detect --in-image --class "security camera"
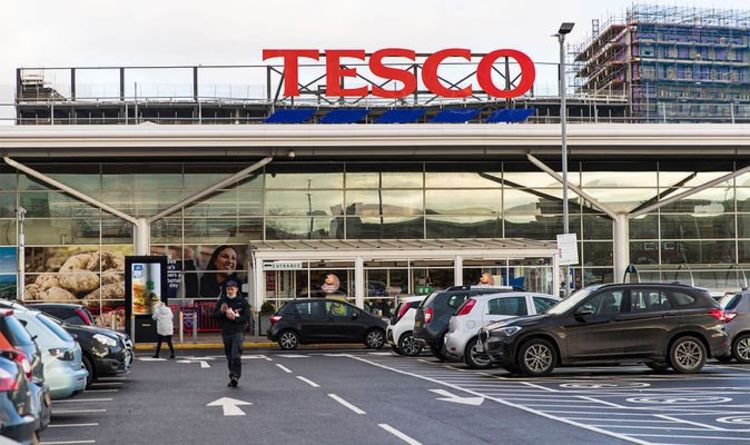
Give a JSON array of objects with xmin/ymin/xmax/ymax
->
[{"xmin": 288, "ymin": 150, "xmax": 296, "ymax": 159}]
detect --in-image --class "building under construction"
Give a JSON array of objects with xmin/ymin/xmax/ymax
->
[{"xmin": 575, "ymin": 3, "xmax": 750, "ymax": 122}]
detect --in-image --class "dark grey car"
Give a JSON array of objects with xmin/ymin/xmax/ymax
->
[{"xmin": 720, "ymin": 291, "xmax": 750, "ymax": 363}]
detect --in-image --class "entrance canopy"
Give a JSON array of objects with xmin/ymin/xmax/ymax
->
[{"xmin": 249, "ymin": 238, "xmax": 560, "ymax": 313}]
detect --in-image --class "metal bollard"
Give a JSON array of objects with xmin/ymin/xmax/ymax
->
[
  {"xmin": 193, "ymin": 314, "xmax": 197, "ymax": 344},
  {"xmin": 179, "ymin": 311, "xmax": 184, "ymax": 344}
]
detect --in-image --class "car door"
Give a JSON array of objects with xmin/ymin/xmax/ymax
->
[
  {"xmin": 563, "ymin": 288, "xmax": 626, "ymax": 361},
  {"xmin": 615, "ymin": 287, "xmax": 675, "ymax": 357},
  {"xmin": 483, "ymin": 296, "xmax": 529, "ymax": 326},
  {"xmin": 295, "ymin": 301, "xmax": 328, "ymax": 342},
  {"xmin": 325, "ymin": 301, "xmax": 364, "ymax": 342}
]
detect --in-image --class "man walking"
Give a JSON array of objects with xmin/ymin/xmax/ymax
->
[{"xmin": 213, "ymin": 280, "xmax": 249, "ymax": 388}]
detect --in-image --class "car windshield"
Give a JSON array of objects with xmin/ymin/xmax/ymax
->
[
  {"xmin": 37, "ymin": 314, "xmax": 75, "ymax": 342},
  {"xmin": 546, "ymin": 287, "xmax": 599, "ymax": 315}
]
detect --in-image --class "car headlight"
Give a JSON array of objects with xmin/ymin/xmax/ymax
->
[
  {"xmin": 493, "ymin": 326, "xmax": 522, "ymax": 337},
  {"xmin": 48, "ymin": 348, "xmax": 75, "ymax": 361},
  {"xmin": 94, "ymin": 334, "xmax": 118, "ymax": 347}
]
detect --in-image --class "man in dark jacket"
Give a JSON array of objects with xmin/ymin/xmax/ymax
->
[{"xmin": 213, "ymin": 280, "xmax": 249, "ymax": 388}]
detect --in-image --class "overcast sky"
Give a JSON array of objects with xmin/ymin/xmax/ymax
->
[{"xmin": 1, "ymin": 0, "xmax": 748, "ymax": 119}]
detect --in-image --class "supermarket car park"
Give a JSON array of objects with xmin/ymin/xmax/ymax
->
[{"xmin": 35, "ymin": 349, "xmax": 750, "ymax": 445}]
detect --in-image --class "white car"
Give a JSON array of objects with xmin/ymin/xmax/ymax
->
[
  {"xmin": 386, "ymin": 295, "xmax": 427, "ymax": 356},
  {"xmin": 444, "ymin": 292, "xmax": 561, "ymax": 369}
]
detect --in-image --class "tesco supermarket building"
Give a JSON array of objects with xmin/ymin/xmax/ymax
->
[{"xmin": 3, "ymin": 49, "xmax": 750, "ymax": 318}]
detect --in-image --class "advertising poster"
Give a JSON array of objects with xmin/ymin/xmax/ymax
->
[
  {"xmin": 0, "ymin": 247, "xmax": 17, "ymax": 299},
  {"xmin": 130, "ymin": 262, "xmax": 162, "ymax": 315}
]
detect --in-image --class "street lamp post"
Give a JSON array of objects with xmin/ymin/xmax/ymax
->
[{"xmin": 556, "ymin": 22, "xmax": 574, "ymax": 297}]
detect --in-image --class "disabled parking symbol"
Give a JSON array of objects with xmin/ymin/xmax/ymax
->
[
  {"xmin": 717, "ymin": 416, "xmax": 750, "ymax": 425},
  {"xmin": 627, "ymin": 396, "xmax": 731, "ymax": 405}
]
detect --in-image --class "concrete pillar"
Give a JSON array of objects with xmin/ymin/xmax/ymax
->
[
  {"xmin": 613, "ymin": 214, "xmax": 630, "ymax": 283},
  {"xmin": 453, "ymin": 255, "xmax": 463, "ymax": 286},
  {"xmin": 253, "ymin": 260, "xmax": 265, "ymax": 335},
  {"xmin": 134, "ymin": 218, "xmax": 150, "ymax": 256},
  {"xmin": 355, "ymin": 256, "xmax": 365, "ymax": 309}
]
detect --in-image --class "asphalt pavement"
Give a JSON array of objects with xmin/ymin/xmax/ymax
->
[{"xmin": 38, "ymin": 349, "xmax": 750, "ymax": 445}]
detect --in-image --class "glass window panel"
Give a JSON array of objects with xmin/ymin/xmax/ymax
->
[
  {"xmin": 503, "ymin": 189, "xmax": 578, "ymax": 215},
  {"xmin": 735, "ymin": 188, "xmax": 750, "ymax": 212},
  {"xmin": 346, "ymin": 217, "xmax": 423, "ymax": 239},
  {"xmin": 151, "ymin": 218, "xmax": 182, "ymax": 244},
  {"xmin": 583, "ymin": 242, "xmax": 612, "ymax": 266},
  {"xmin": 630, "ymin": 241, "xmax": 659, "ymax": 265},
  {"xmin": 237, "ymin": 218, "xmax": 263, "ymax": 241},
  {"xmin": 25, "ymin": 219, "xmax": 100, "ymax": 245},
  {"xmin": 581, "ymin": 215, "xmax": 613, "ymax": 240},
  {"xmin": 184, "ymin": 244, "xmax": 247, "ymax": 273},
  {"xmin": 501, "ymin": 170, "xmax": 576, "ymax": 188},
  {"xmin": 100, "ymin": 218, "xmax": 133, "ymax": 244},
  {"xmin": 630, "ymin": 214, "xmax": 659, "ymax": 239},
  {"xmin": 237, "ymin": 190, "xmax": 263, "ymax": 216},
  {"xmin": 0, "ymin": 193, "xmax": 15, "ymax": 219},
  {"xmin": 661, "ymin": 240, "xmax": 735, "ymax": 265},
  {"xmin": 266, "ymin": 217, "xmax": 342, "ymax": 240},
  {"xmin": 346, "ymin": 190, "xmax": 422, "ymax": 217},
  {"xmin": 346, "ymin": 164, "xmax": 423, "ymax": 189},
  {"xmin": 0, "ymin": 171, "xmax": 16, "ymax": 190},
  {"xmin": 265, "ymin": 164, "xmax": 343, "ymax": 189},
  {"xmin": 183, "ymin": 164, "xmax": 262, "ymax": 190},
  {"xmin": 582, "ymin": 268, "xmax": 614, "ymax": 288},
  {"xmin": 425, "ymin": 164, "xmax": 502, "ymax": 188},
  {"xmin": 20, "ymin": 192, "xmax": 100, "ymax": 218},
  {"xmin": 580, "ymin": 163, "xmax": 657, "ymax": 188},
  {"xmin": 658, "ymin": 187, "xmax": 734, "ymax": 213},
  {"xmin": 661, "ymin": 214, "xmax": 735, "ymax": 239},
  {"xmin": 19, "ymin": 164, "xmax": 100, "ymax": 191},
  {"xmin": 425, "ymin": 190, "xmax": 501, "ymax": 216},
  {"xmin": 659, "ymin": 171, "xmax": 732, "ymax": 189},
  {"xmin": 426, "ymin": 216, "xmax": 503, "ymax": 238},
  {"xmin": 101, "ymin": 190, "xmax": 185, "ymax": 217},
  {"xmin": 580, "ymin": 188, "xmax": 656, "ymax": 213},
  {"xmin": 504, "ymin": 215, "xmax": 581, "ymax": 240},
  {"xmin": 102, "ymin": 163, "xmax": 182, "ymax": 191},
  {"xmin": 0, "ymin": 221, "xmax": 16, "ymax": 245},
  {"xmin": 184, "ymin": 190, "xmax": 238, "ymax": 217},
  {"xmin": 183, "ymin": 218, "xmax": 255, "ymax": 244},
  {"xmin": 690, "ymin": 271, "xmax": 746, "ymax": 292},
  {"xmin": 266, "ymin": 190, "xmax": 343, "ymax": 217},
  {"xmin": 738, "ymin": 241, "xmax": 750, "ymax": 263}
]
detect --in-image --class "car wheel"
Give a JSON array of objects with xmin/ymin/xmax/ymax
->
[
  {"xmin": 82, "ymin": 355, "xmax": 95, "ymax": 388},
  {"xmin": 391, "ymin": 344, "xmax": 404, "ymax": 355},
  {"xmin": 646, "ymin": 362, "xmax": 670, "ymax": 372},
  {"xmin": 431, "ymin": 341, "xmax": 449, "ymax": 361},
  {"xmin": 365, "ymin": 329, "xmax": 386, "ymax": 349},
  {"xmin": 464, "ymin": 338, "xmax": 492, "ymax": 369},
  {"xmin": 517, "ymin": 339, "xmax": 556, "ymax": 377},
  {"xmin": 732, "ymin": 333, "xmax": 750, "ymax": 364},
  {"xmin": 670, "ymin": 336, "xmax": 706, "ymax": 374},
  {"xmin": 278, "ymin": 330, "xmax": 300, "ymax": 350},
  {"xmin": 398, "ymin": 332, "xmax": 423, "ymax": 357}
]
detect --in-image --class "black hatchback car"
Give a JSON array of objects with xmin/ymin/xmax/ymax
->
[
  {"xmin": 267, "ymin": 298, "xmax": 388, "ymax": 350},
  {"xmin": 414, "ymin": 286, "xmax": 512, "ymax": 360},
  {"xmin": 479, "ymin": 283, "xmax": 730, "ymax": 376}
]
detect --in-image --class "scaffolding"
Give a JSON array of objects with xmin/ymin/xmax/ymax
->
[{"xmin": 574, "ymin": 3, "xmax": 750, "ymax": 122}]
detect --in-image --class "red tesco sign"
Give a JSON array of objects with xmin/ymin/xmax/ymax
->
[{"xmin": 262, "ymin": 48, "xmax": 535, "ymax": 99}]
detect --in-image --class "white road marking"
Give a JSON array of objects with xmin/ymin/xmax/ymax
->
[
  {"xmin": 629, "ymin": 433, "xmax": 750, "ymax": 441},
  {"xmin": 520, "ymin": 381, "xmax": 558, "ymax": 392},
  {"xmin": 429, "ymin": 388, "xmax": 484, "ymax": 406},
  {"xmin": 137, "ymin": 357, "xmax": 166, "ymax": 362},
  {"xmin": 368, "ymin": 352, "xmax": 392, "ymax": 356},
  {"xmin": 296, "ymin": 376, "xmax": 320, "ymax": 388},
  {"xmin": 654, "ymin": 414, "xmax": 725, "ymax": 431},
  {"xmin": 54, "ymin": 398, "xmax": 112, "ymax": 404},
  {"xmin": 378, "ymin": 423, "xmax": 422, "ymax": 445},
  {"xmin": 347, "ymin": 355, "xmax": 654, "ymax": 445},
  {"xmin": 90, "ymin": 382, "xmax": 123, "ymax": 387},
  {"xmin": 564, "ymin": 418, "xmax": 677, "ymax": 423},
  {"xmin": 276, "ymin": 364, "xmax": 293, "ymax": 374},
  {"xmin": 206, "ymin": 397, "xmax": 252, "ymax": 416},
  {"xmin": 277, "ymin": 354, "xmax": 309, "ymax": 358},
  {"xmin": 84, "ymin": 389, "xmax": 118, "ymax": 393},
  {"xmin": 97, "ymin": 377, "xmax": 127, "ymax": 381},
  {"xmin": 41, "ymin": 441, "xmax": 96, "ymax": 445},
  {"xmin": 328, "ymin": 393, "xmax": 366, "ymax": 415},
  {"xmin": 52, "ymin": 409, "xmax": 107, "ymax": 414},
  {"xmin": 48, "ymin": 423, "xmax": 99, "ymax": 428},
  {"xmin": 576, "ymin": 395, "xmax": 625, "ymax": 408}
]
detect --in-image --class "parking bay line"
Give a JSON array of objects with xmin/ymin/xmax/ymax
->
[
  {"xmin": 48, "ymin": 423, "xmax": 99, "ymax": 428},
  {"xmin": 296, "ymin": 376, "xmax": 320, "ymax": 388},
  {"xmin": 378, "ymin": 424, "xmax": 422, "ymax": 445},
  {"xmin": 40, "ymin": 441, "xmax": 96, "ymax": 445},
  {"xmin": 629, "ymin": 433, "xmax": 750, "ymax": 441},
  {"xmin": 89, "ymin": 382, "xmax": 123, "ymax": 387},
  {"xmin": 328, "ymin": 393, "xmax": 366, "ymax": 415},
  {"xmin": 53, "ymin": 398, "xmax": 112, "ymax": 404},
  {"xmin": 52, "ymin": 409, "xmax": 107, "ymax": 414},
  {"xmin": 654, "ymin": 414, "xmax": 725, "ymax": 431},
  {"xmin": 275, "ymin": 364, "xmax": 293, "ymax": 374},
  {"xmin": 347, "ymin": 355, "xmax": 654, "ymax": 445}
]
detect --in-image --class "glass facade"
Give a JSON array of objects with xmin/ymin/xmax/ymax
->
[{"xmin": 4, "ymin": 159, "xmax": 750, "ymax": 312}]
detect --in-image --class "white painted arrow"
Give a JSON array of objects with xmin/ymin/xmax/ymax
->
[
  {"xmin": 176, "ymin": 359, "xmax": 211, "ymax": 368},
  {"xmin": 206, "ymin": 397, "xmax": 253, "ymax": 416},
  {"xmin": 138, "ymin": 357, "xmax": 166, "ymax": 362},
  {"xmin": 429, "ymin": 389, "xmax": 484, "ymax": 406}
]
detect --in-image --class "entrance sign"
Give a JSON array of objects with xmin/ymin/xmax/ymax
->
[
  {"xmin": 263, "ymin": 48, "xmax": 535, "ymax": 99},
  {"xmin": 556, "ymin": 233, "xmax": 579, "ymax": 266},
  {"xmin": 264, "ymin": 261, "xmax": 304, "ymax": 270}
]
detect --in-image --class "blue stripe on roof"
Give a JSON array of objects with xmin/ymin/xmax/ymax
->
[
  {"xmin": 263, "ymin": 108, "xmax": 315, "ymax": 124},
  {"xmin": 375, "ymin": 108, "xmax": 426, "ymax": 124},
  {"xmin": 486, "ymin": 108, "xmax": 536, "ymax": 123},
  {"xmin": 429, "ymin": 108, "xmax": 481, "ymax": 123},
  {"xmin": 319, "ymin": 109, "xmax": 369, "ymax": 124}
]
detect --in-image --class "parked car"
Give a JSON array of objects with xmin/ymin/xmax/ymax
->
[
  {"xmin": 445, "ymin": 292, "xmax": 561, "ymax": 368},
  {"xmin": 46, "ymin": 316, "xmax": 133, "ymax": 388},
  {"xmin": 718, "ymin": 290, "xmax": 750, "ymax": 363},
  {"xmin": 414, "ymin": 286, "xmax": 513, "ymax": 360},
  {"xmin": 478, "ymin": 283, "xmax": 730, "ymax": 376},
  {"xmin": 26, "ymin": 303, "xmax": 94, "ymax": 326},
  {"xmin": 0, "ymin": 309, "xmax": 50, "ymax": 432},
  {"xmin": 0, "ymin": 354, "xmax": 37, "ymax": 445},
  {"xmin": 10, "ymin": 309, "xmax": 87, "ymax": 399},
  {"xmin": 267, "ymin": 298, "xmax": 388, "ymax": 350},
  {"xmin": 386, "ymin": 295, "xmax": 426, "ymax": 356}
]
